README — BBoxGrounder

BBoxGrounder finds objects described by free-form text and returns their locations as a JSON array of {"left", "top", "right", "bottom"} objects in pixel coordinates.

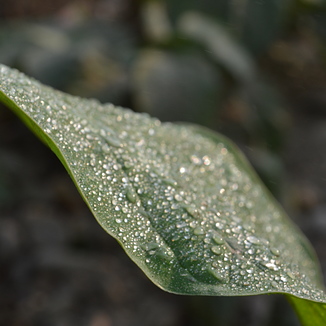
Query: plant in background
[{"left": 0, "top": 64, "right": 325, "bottom": 325}]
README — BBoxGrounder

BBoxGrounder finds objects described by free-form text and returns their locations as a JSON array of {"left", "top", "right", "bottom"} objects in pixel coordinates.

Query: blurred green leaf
[
  {"left": 132, "top": 49, "right": 220, "bottom": 124},
  {"left": 0, "top": 21, "right": 135, "bottom": 103},
  {"left": 287, "top": 295, "right": 326, "bottom": 326},
  {"left": 165, "top": 0, "right": 292, "bottom": 53},
  {"left": 178, "top": 12, "right": 256, "bottom": 83},
  {"left": 240, "top": 0, "right": 292, "bottom": 54}
]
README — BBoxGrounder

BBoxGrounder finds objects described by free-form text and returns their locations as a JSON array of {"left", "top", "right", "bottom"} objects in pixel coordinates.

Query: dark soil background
[{"left": 1, "top": 1, "right": 326, "bottom": 325}]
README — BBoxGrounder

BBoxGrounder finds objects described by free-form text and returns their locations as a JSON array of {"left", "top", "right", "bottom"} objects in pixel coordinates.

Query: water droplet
[
  {"left": 189, "top": 221, "right": 197, "bottom": 228},
  {"left": 181, "top": 272, "right": 197, "bottom": 282},
  {"left": 126, "top": 187, "right": 137, "bottom": 203},
  {"left": 176, "top": 221, "right": 187, "bottom": 228},
  {"left": 194, "top": 227, "right": 205, "bottom": 235},
  {"left": 105, "top": 135, "right": 121, "bottom": 147},
  {"left": 202, "top": 155, "right": 211, "bottom": 166},
  {"left": 174, "top": 194, "right": 183, "bottom": 202},
  {"left": 163, "top": 178, "right": 178, "bottom": 187},
  {"left": 231, "top": 226, "right": 241, "bottom": 233},
  {"left": 182, "top": 205, "right": 197, "bottom": 217},
  {"left": 141, "top": 242, "right": 160, "bottom": 252},
  {"left": 270, "top": 248, "right": 280, "bottom": 256},
  {"left": 247, "top": 235, "right": 261, "bottom": 245},
  {"left": 226, "top": 238, "right": 242, "bottom": 252},
  {"left": 102, "top": 144, "right": 110, "bottom": 153},
  {"left": 138, "top": 208, "right": 151, "bottom": 219},
  {"left": 231, "top": 183, "right": 238, "bottom": 191},
  {"left": 156, "top": 248, "right": 173, "bottom": 261},
  {"left": 123, "top": 161, "right": 133, "bottom": 169},
  {"left": 263, "top": 262, "right": 279, "bottom": 271},
  {"left": 190, "top": 155, "right": 202, "bottom": 165},
  {"left": 90, "top": 154, "right": 96, "bottom": 166},
  {"left": 287, "top": 270, "right": 296, "bottom": 279},
  {"left": 211, "top": 246, "right": 222, "bottom": 255},
  {"left": 212, "top": 233, "right": 224, "bottom": 245},
  {"left": 208, "top": 268, "right": 228, "bottom": 283},
  {"left": 172, "top": 235, "right": 180, "bottom": 241}
]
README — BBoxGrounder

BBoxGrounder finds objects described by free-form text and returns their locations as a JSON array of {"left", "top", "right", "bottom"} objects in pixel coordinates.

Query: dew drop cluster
[{"left": 1, "top": 64, "right": 325, "bottom": 302}]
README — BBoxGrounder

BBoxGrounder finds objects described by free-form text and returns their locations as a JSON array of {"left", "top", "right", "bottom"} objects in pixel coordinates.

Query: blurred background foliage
[{"left": 1, "top": 0, "right": 326, "bottom": 325}]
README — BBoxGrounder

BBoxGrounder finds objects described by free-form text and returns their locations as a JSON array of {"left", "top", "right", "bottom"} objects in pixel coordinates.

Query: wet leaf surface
[{"left": 0, "top": 64, "right": 326, "bottom": 304}]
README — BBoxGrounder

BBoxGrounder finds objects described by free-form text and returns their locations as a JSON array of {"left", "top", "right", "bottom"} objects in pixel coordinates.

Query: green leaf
[
  {"left": 0, "top": 64, "right": 325, "bottom": 306},
  {"left": 178, "top": 12, "right": 256, "bottom": 84},
  {"left": 287, "top": 295, "right": 326, "bottom": 326}
]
